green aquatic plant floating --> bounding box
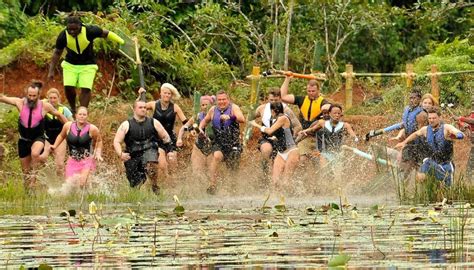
[173,195,185,217]
[328,253,351,267]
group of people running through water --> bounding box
[0,15,473,196]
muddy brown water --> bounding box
[0,196,473,268]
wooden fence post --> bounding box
[430,64,440,104]
[345,64,353,109]
[406,63,414,89]
[250,66,260,105]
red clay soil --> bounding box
[1,58,119,98]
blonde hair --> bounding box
[161,83,181,100]
[421,93,438,106]
[47,88,61,98]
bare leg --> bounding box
[53,141,67,178]
[146,162,160,194]
[260,142,273,177]
[167,151,178,173]
[208,151,223,194]
[39,141,51,162]
[79,88,92,108]
[158,148,169,177]
[20,156,32,188]
[191,145,207,178]
[64,86,77,113]
[282,150,300,184]
[28,141,45,188]
[271,155,285,190]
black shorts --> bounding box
[258,136,277,159]
[195,137,213,156]
[402,142,425,164]
[158,131,177,152]
[212,142,242,170]
[124,148,158,187]
[18,137,45,159]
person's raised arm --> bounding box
[113,121,130,161]
[280,76,295,104]
[0,94,22,109]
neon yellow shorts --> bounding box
[61,61,98,90]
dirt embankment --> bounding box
[1,58,119,97]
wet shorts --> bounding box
[18,137,45,159]
[66,156,96,178]
[258,136,277,159]
[158,131,177,153]
[420,158,454,186]
[212,142,242,170]
[61,60,98,90]
[124,148,158,187]
[195,137,213,156]
[401,142,425,164]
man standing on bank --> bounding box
[48,15,124,113]
[113,100,172,194]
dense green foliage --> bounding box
[0,1,472,98]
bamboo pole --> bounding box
[345,64,353,110]
[430,64,440,103]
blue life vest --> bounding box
[426,123,453,163]
[402,106,423,135]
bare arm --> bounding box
[90,125,103,161]
[344,122,357,139]
[174,104,187,122]
[396,126,427,149]
[199,106,214,130]
[232,104,245,123]
[254,105,264,124]
[284,106,302,135]
[177,117,195,144]
[0,94,22,109]
[48,48,63,80]
[251,116,287,135]
[44,102,68,124]
[153,119,171,143]
[280,76,295,104]
[305,119,325,133]
[444,124,465,141]
[113,121,129,159]
[52,122,71,149]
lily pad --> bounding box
[173,205,185,217]
[328,254,351,267]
